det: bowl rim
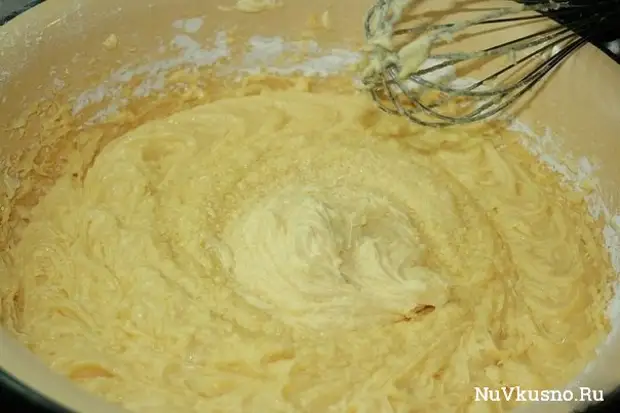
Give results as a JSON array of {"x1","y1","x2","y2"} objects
[{"x1": 0, "y1": 1, "x2": 619, "y2": 412}]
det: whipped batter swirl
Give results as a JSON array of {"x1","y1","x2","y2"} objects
[{"x1": 0, "y1": 91, "x2": 612, "y2": 413}]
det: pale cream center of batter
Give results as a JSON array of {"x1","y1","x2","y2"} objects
[{"x1": 224, "y1": 184, "x2": 448, "y2": 329}]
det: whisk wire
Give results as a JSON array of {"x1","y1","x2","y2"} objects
[
  {"x1": 392, "y1": 35, "x2": 586, "y2": 126},
  {"x1": 363, "y1": 0, "x2": 620, "y2": 126}
]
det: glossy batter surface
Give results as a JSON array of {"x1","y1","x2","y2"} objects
[{"x1": 1, "y1": 90, "x2": 612, "y2": 413}]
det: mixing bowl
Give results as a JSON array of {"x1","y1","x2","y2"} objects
[{"x1": 0, "y1": 0, "x2": 619, "y2": 412}]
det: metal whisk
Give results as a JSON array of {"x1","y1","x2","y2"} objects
[{"x1": 361, "y1": 0, "x2": 620, "y2": 127}]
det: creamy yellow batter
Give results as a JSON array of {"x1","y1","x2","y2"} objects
[
  {"x1": 222, "y1": 0, "x2": 283, "y2": 13},
  {"x1": 0, "y1": 88, "x2": 613, "y2": 413}
]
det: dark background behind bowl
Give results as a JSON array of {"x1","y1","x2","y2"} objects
[{"x1": 0, "y1": 0, "x2": 620, "y2": 412}]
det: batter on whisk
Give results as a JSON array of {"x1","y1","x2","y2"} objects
[{"x1": 361, "y1": 0, "x2": 620, "y2": 126}]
